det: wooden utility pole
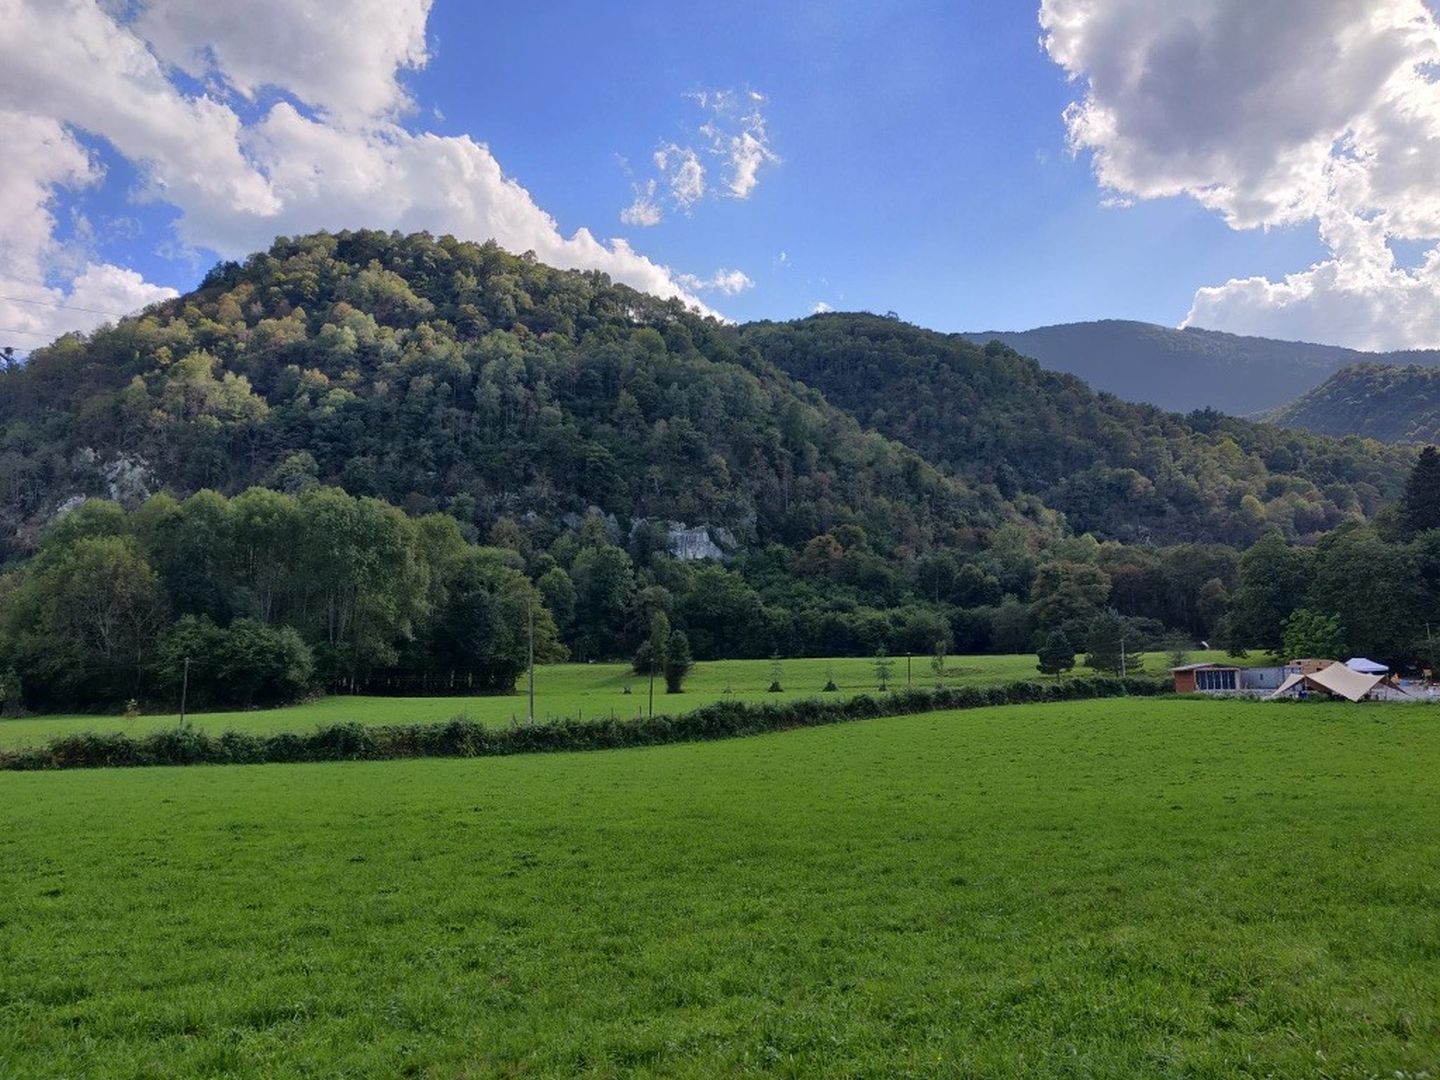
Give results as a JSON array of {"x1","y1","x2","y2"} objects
[
  {"x1": 180, "y1": 656, "x2": 191, "y2": 727},
  {"x1": 526, "y1": 597, "x2": 535, "y2": 725}
]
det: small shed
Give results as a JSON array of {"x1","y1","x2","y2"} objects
[{"x1": 1171, "y1": 662, "x2": 1240, "y2": 693}]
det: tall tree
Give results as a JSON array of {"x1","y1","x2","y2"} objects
[
  {"x1": 1402, "y1": 445, "x2": 1440, "y2": 536},
  {"x1": 1036, "y1": 630, "x2": 1075, "y2": 677},
  {"x1": 1227, "y1": 532, "x2": 1313, "y2": 654}
]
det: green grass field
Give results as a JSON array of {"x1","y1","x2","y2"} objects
[
  {"x1": 3, "y1": 696, "x2": 1438, "y2": 1077},
  {"x1": 0, "y1": 651, "x2": 1233, "y2": 749}
]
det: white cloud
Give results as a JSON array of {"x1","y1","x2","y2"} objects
[
  {"x1": 620, "y1": 179, "x2": 662, "y2": 226},
  {"x1": 812, "y1": 301, "x2": 833, "y2": 314},
  {"x1": 677, "y1": 268, "x2": 754, "y2": 296},
  {"x1": 1042, "y1": 0, "x2": 1440, "y2": 349},
  {"x1": 0, "y1": 0, "x2": 717, "y2": 348},
  {"x1": 623, "y1": 87, "x2": 778, "y2": 222},
  {"x1": 133, "y1": 0, "x2": 432, "y2": 124},
  {"x1": 0, "y1": 107, "x2": 177, "y2": 344},
  {"x1": 655, "y1": 144, "x2": 706, "y2": 210}
]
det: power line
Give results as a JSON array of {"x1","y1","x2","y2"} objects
[
  {"x1": 0, "y1": 293, "x2": 136, "y2": 318},
  {"x1": 0, "y1": 326, "x2": 58, "y2": 337}
]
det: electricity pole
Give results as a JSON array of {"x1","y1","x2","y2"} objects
[
  {"x1": 179, "y1": 656, "x2": 191, "y2": 727},
  {"x1": 526, "y1": 596, "x2": 535, "y2": 725}
]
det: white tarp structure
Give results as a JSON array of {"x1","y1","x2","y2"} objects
[
  {"x1": 1268, "y1": 662, "x2": 1384, "y2": 703},
  {"x1": 1345, "y1": 657, "x2": 1388, "y2": 674}
]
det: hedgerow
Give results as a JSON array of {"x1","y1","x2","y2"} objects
[{"x1": 0, "y1": 677, "x2": 1167, "y2": 771}]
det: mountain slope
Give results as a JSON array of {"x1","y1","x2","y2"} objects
[
  {"x1": 0, "y1": 231, "x2": 996, "y2": 562},
  {"x1": 1270, "y1": 363, "x2": 1440, "y2": 444},
  {"x1": 960, "y1": 319, "x2": 1440, "y2": 415},
  {"x1": 0, "y1": 232, "x2": 1414, "y2": 561},
  {"x1": 746, "y1": 314, "x2": 1409, "y2": 544}
]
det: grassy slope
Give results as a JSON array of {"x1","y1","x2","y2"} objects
[
  {"x1": 0, "y1": 651, "x2": 1230, "y2": 749},
  {"x1": 3, "y1": 697, "x2": 1438, "y2": 1077}
]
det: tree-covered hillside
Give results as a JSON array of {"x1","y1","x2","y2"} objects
[
  {"x1": 1270, "y1": 363, "x2": 1440, "y2": 444},
  {"x1": 0, "y1": 231, "x2": 996, "y2": 564},
  {"x1": 3, "y1": 230, "x2": 1407, "y2": 561},
  {"x1": 746, "y1": 314, "x2": 1410, "y2": 544},
  {"x1": 960, "y1": 319, "x2": 1440, "y2": 415},
  {"x1": 0, "y1": 231, "x2": 1433, "y2": 711}
]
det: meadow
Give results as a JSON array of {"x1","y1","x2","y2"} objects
[
  {"x1": 0, "y1": 650, "x2": 1235, "y2": 749},
  {"x1": 3, "y1": 695, "x2": 1438, "y2": 1077}
]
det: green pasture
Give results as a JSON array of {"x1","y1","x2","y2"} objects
[
  {"x1": 0, "y1": 650, "x2": 1233, "y2": 749},
  {"x1": 3, "y1": 696, "x2": 1438, "y2": 1077}
]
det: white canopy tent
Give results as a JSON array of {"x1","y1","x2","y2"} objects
[{"x1": 1344, "y1": 657, "x2": 1388, "y2": 674}]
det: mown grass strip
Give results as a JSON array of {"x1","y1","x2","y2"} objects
[{"x1": 0, "y1": 677, "x2": 1167, "y2": 770}]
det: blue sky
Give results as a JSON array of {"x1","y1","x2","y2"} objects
[
  {"x1": 3, "y1": 1, "x2": 1439, "y2": 349},
  {"x1": 415, "y1": 0, "x2": 1326, "y2": 331}
]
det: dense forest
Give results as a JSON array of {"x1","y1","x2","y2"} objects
[
  {"x1": 747, "y1": 315, "x2": 1410, "y2": 543},
  {"x1": 1270, "y1": 363, "x2": 1440, "y2": 444},
  {"x1": 0, "y1": 230, "x2": 1432, "y2": 712}
]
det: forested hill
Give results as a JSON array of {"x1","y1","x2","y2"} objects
[
  {"x1": 0, "y1": 231, "x2": 1412, "y2": 563},
  {"x1": 746, "y1": 314, "x2": 1410, "y2": 544},
  {"x1": 960, "y1": 319, "x2": 1440, "y2": 416},
  {"x1": 0, "y1": 231, "x2": 998, "y2": 563},
  {"x1": 1270, "y1": 363, "x2": 1440, "y2": 444}
]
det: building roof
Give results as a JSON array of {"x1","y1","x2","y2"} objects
[
  {"x1": 1268, "y1": 662, "x2": 1383, "y2": 703},
  {"x1": 1170, "y1": 662, "x2": 1238, "y2": 672}
]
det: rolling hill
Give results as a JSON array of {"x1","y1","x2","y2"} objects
[
  {"x1": 960, "y1": 319, "x2": 1440, "y2": 416},
  {"x1": 1269, "y1": 363, "x2": 1440, "y2": 444},
  {"x1": 0, "y1": 231, "x2": 1413, "y2": 561}
]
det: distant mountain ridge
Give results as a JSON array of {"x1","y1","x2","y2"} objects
[
  {"x1": 1269, "y1": 363, "x2": 1440, "y2": 444},
  {"x1": 959, "y1": 319, "x2": 1440, "y2": 416}
]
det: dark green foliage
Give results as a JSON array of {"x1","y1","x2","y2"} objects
[
  {"x1": 1036, "y1": 630, "x2": 1076, "y2": 676},
  {"x1": 745, "y1": 314, "x2": 1409, "y2": 544},
  {"x1": 1402, "y1": 445, "x2": 1440, "y2": 536},
  {"x1": 1281, "y1": 610, "x2": 1343, "y2": 663},
  {"x1": 663, "y1": 630, "x2": 693, "y2": 693},
  {"x1": 149, "y1": 616, "x2": 314, "y2": 709},
  {"x1": 0, "y1": 675, "x2": 1165, "y2": 770},
  {"x1": 1083, "y1": 609, "x2": 1147, "y2": 676},
  {"x1": 0, "y1": 486, "x2": 563, "y2": 710},
  {"x1": 1271, "y1": 364, "x2": 1440, "y2": 444},
  {"x1": 1226, "y1": 532, "x2": 1314, "y2": 654}
]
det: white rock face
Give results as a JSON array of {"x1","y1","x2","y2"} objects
[{"x1": 666, "y1": 523, "x2": 734, "y2": 561}]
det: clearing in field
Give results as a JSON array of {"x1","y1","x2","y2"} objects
[{"x1": 2, "y1": 696, "x2": 1438, "y2": 1078}]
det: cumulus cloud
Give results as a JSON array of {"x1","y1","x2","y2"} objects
[
  {"x1": 621, "y1": 87, "x2": 778, "y2": 224},
  {"x1": 0, "y1": 0, "x2": 715, "y2": 349},
  {"x1": 133, "y1": 0, "x2": 432, "y2": 123},
  {"x1": 677, "y1": 268, "x2": 754, "y2": 296},
  {"x1": 1041, "y1": 0, "x2": 1440, "y2": 349},
  {"x1": 812, "y1": 301, "x2": 833, "y2": 314},
  {"x1": 0, "y1": 107, "x2": 177, "y2": 344}
]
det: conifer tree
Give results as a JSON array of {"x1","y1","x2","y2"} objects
[
  {"x1": 1036, "y1": 630, "x2": 1075, "y2": 676},
  {"x1": 1402, "y1": 445, "x2": 1440, "y2": 536}
]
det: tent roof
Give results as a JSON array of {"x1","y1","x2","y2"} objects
[
  {"x1": 1268, "y1": 662, "x2": 1382, "y2": 703},
  {"x1": 1345, "y1": 657, "x2": 1388, "y2": 674}
]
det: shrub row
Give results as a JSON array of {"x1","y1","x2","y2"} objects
[{"x1": 0, "y1": 677, "x2": 1168, "y2": 771}]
